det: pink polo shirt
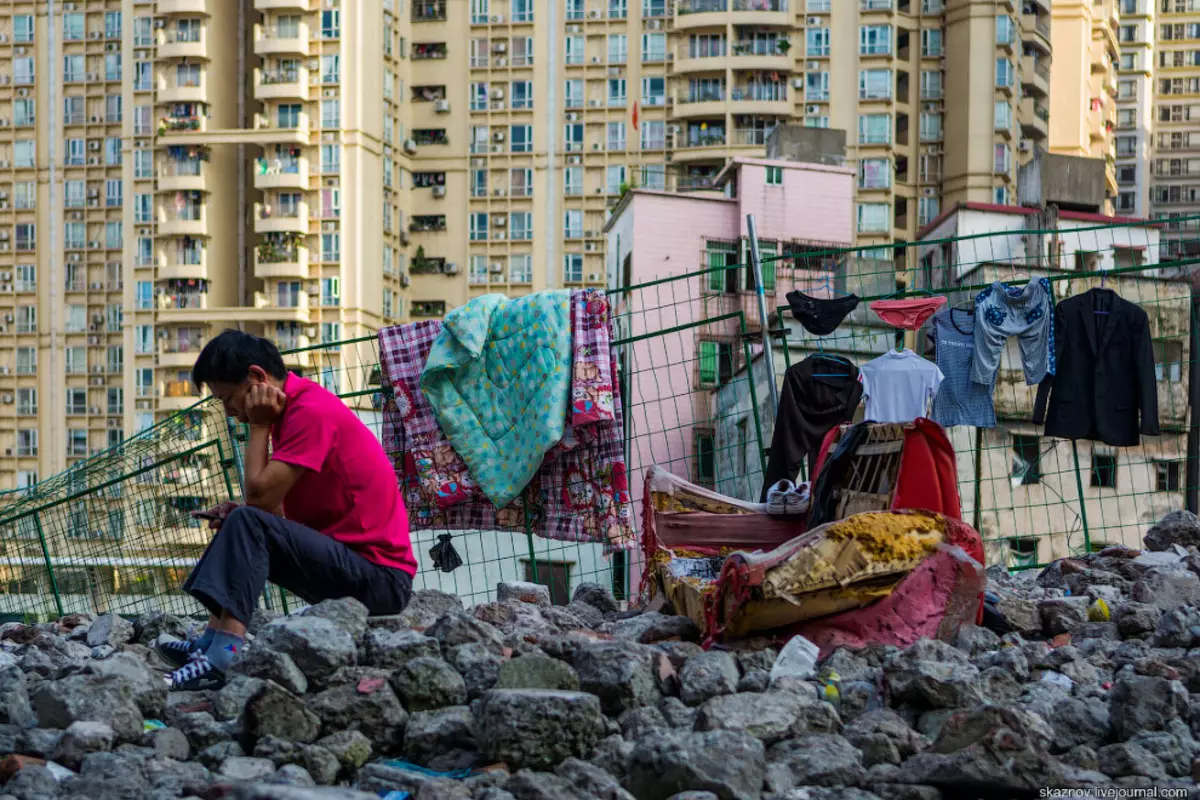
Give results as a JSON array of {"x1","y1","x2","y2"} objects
[{"x1": 270, "y1": 372, "x2": 417, "y2": 576}]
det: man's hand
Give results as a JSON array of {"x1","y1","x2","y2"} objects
[
  {"x1": 244, "y1": 384, "x2": 286, "y2": 427},
  {"x1": 195, "y1": 500, "x2": 240, "y2": 531}
]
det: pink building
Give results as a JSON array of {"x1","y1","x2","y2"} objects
[{"x1": 604, "y1": 157, "x2": 854, "y2": 502}]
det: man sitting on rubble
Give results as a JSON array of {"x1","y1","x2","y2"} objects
[{"x1": 160, "y1": 329, "x2": 417, "y2": 690}]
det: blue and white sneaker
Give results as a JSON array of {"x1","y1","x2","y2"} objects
[
  {"x1": 167, "y1": 653, "x2": 226, "y2": 691},
  {"x1": 155, "y1": 638, "x2": 198, "y2": 669}
]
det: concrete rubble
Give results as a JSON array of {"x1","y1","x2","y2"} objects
[{"x1": 3, "y1": 517, "x2": 1200, "y2": 799}]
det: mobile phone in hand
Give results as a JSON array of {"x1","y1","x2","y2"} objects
[{"x1": 191, "y1": 510, "x2": 222, "y2": 522}]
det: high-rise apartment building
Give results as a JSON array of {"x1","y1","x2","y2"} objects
[
  {"x1": 1048, "y1": 0, "x2": 1121, "y2": 209},
  {"x1": 1114, "y1": 0, "x2": 1153, "y2": 217},
  {"x1": 1149, "y1": 0, "x2": 1200, "y2": 257},
  {"x1": 0, "y1": 0, "x2": 1057, "y2": 491}
]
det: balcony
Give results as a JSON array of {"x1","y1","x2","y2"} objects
[
  {"x1": 254, "y1": 155, "x2": 308, "y2": 190},
  {"x1": 255, "y1": 243, "x2": 310, "y2": 279},
  {"x1": 158, "y1": 0, "x2": 209, "y2": 13},
  {"x1": 413, "y1": 0, "x2": 448, "y2": 21},
  {"x1": 731, "y1": 0, "x2": 790, "y2": 27},
  {"x1": 730, "y1": 85, "x2": 789, "y2": 116},
  {"x1": 155, "y1": 111, "x2": 309, "y2": 147},
  {"x1": 255, "y1": 0, "x2": 310, "y2": 9},
  {"x1": 158, "y1": 114, "x2": 206, "y2": 137},
  {"x1": 160, "y1": 380, "x2": 203, "y2": 411},
  {"x1": 728, "y1": 40, "x2": 793, "y2": 72},
  {"x1": 158, "y1": 340, "x2": 206, "y2": 369},
  {"x1": 254, "y1": 23, "x2": 311, "y2": 57},
  {"x1": 157, "y1": 159, "x2": 208, "y2": 192},
  {"x1": 1021, "y1": 55, "x2": 1050, "y2": 97},
  {"x1": 673, "y1": 131, "x2": 729, "y2": 162},
  {"x1": 255, "y1": 67, "x2": 309, "y2": 101},
  {"x1": 158, "y1": 28, "x2": 207, "y2": 60},
  {"x1": 1019, "y1": 96, "x2": 1049, "y2": 140},
  {"x1": 155, "y1": 291, "x2": 209, "y2": 322},
  {"x1": 674, "y1": 89, "x2": 727, "y2": 118},
  {"x1": 157, "y1": 251, "x2": 208, "y2": 280},
  {"x1": 252, "y1": 290, "x2": 311, "y2": 323},
  {"x1": 157, "y1": 77, "x2": 207, "y2": 105},
  {"x1": 1020, "y1": 12, "x2": 1051, "y2": 52},
  {"x1": 413, "y1": 42, "x2": 448, "y2": 60},
  {"x1": 675, "y1": 0, "x2": 728, "y2": 30},
  {"x1": 157, "y1": 208, "x2": 207, "y2": 237},
  {"x1": 674, "y1": 52, "x2": 729, "y2": 74},
  {"x1": 255, "y1": 201, "x2": 309, "y2": 234}
]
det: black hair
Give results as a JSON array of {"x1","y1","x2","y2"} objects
[{"x1": 191, "y1": 329, "x2": 287, "y2": 388}]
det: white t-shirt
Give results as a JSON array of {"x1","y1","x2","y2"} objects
[{"x1": 859, "y1": 349, "x2": 945, "y2": 424}]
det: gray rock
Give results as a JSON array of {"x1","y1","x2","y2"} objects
[
  {"x1": 844, "y1": 709, "x2": 928, "y2": 762},
  {"x1": 228, "y1": 784, "x2": 379, "y2": 800},
  {"x1": 659, "y1": 697, "x2": 697, "y2": 730},
  {"x1": 220, "y1": 756, "x2": 278, "y2": 781},
  {"x1": 428, "y1": 612, "x2": 506, "y2": 655},
  {"x1": 573, "y1": 582, "x2": 620, "y2": 614},
  {"x1": 390, "y1": 656, "x2": 468, "y2": 712},
  {"x1": 248, "y1": 608, "x2": 284, "y2": 636},
  {"x1": 564, "y1": 601, "x2": 605, "y2": 630},
  {"x1": 694, "y1": 690, "x2": 841, "y2": 744},
  {"x1": 177, "y1": 711, "x2": 233, "y2": 752},
  {"x1": 994, "y1": 596, "x2": 1040, "y2": 635},
  {"x1": 64, "y1": 750, "x2": 152, "y2": 800},
  {"x1": 1039, "y1": 597, "x2": 1090, "y2": 636},
  {"x1": 574, "y1": 641, "x2": 663, "y2": 716},
  {"x1": 4, "y1": 764, "x2": 61, "y2": 800},
  {"x1": 1019, "y1": 686, "x2": 1111, "y2": 753},
  {"x1": 1096, "y1": 742, "x2": 1167, "y2": 778},
  {"x1": 883, "y1": 639, "x2": 981, "y2": 709},
  {"x1": 32, "y1": 673, "x2": 143, "y2": 743},
  {"x1": 1115, "y1": 602, "x2": 1163, "y2": 639},
  {"x1": 619, "y1": 706, "x2": 669, "y2": 740},
  {"x1": 1133, "y1": 568, "x2": 1200, "y2": 612},
  {"x1": 654, "y1": 641, "x2": 705, "y2": 674},
  {"x1": 214, "y1": 675, "x2": 268, "y2": 722},
  {"x1": 254, "y1": 617, "x2": 357, "y2": 686},
  {"x1": 316, "y1": 729, "x2": 372, "y2": 770},
  {"x1": 228, "y1": 648, "x2": 309, "y2": 695},
  {"x1": 363, "y1": 627, "x2": 442, "y2": 670},
  {"x1": 590, "y1": 733, "x2": 633, "y2": 779},
  {"x1": 304, "y1": 679, "x2": 408, "y2": 743},
  {"x1": 85, "y1": 614, "x2": 134, "y2": 648},
  {"x1": 0, "y1": 654, "x2": 34, "y2": 728},
  {"x1": 679, "y1": 652, "x2": 739, "y2": 707},
  {"x1": 624, "y1": 730, "x2": 766, "y2": 800},
  {"x1": 1109, "y1": 675, "x2": 1191, "y2": 740},
  {"x1": 977, "y1": 667, "x2": 1023, "y2": 704},
  {"x1": 300, "y1": 744, "x2": 340, "y2": 785},
  {"x1": 1145, "y1": 509, "x2": 1200, "y2": 551},
  {"x1": 16, "y1": 729, "x2": 62, "y2": 761},
  {"x1": 1127, "y1": 730, "x2": 1194, "y2": 778},
  {"x1": 737, "y1": 669, "x2": 770, "y2": 694},
  {"x1": 446, "y1": 643, "x2": 502, "y2": 700},
  {"x1": 476, "y1": 689, "x2": 606, "y2": 770},
  {"x1": 503, "y1": 770, "x2": 580, "y2": 800},
  {"x1": 664, "y1": 794, "x2": 719, "y2": 800},
  {"x1": 498, "y1": 581, "x2": 552, "y2": 607},
  {"x1": 1152, "y1": 605, "x2": 1200, "y2": 648},
  {"x1": 50, "y1": 720, "x2": 114, "y2": 770},
  {"x1": 300, "y1": 597, "x2": 369, "y2": 644},
  {"x1": 142, "y1": 725, "x2": 190, "y2": 761},
  {"x1": 132, "y1": 611, "x2": 190, "y2": 646},
  {"x1": 266, "y1": 763, "x2": 318, "y2": 787},
  {"x1": 387, "y1": 589, "x2": 465, "y2": 630},
  {"x1": 82, "y1": 649, "x2": 167, "y2": 720},
  {"x1": 254, "y1": 734, "x2": 301, "y2": 766},
  {"x1": 497, "y1": 653, "x2": 580, "y2": 691},
  {"x1": 246, "y1": 681, "x2": 322, "y2": 743},
  {"x1": 607, "y1": 612, "x2": 700, "y2": 644},
  {"x1": 198, "y1": 739, "x2": 246, "y2": 768},
  {"x1": 765, "y1": 733, "x2": 865, "y2": 791},
  {"x1": 953, "y1": 625, "x2": 1000, "y2": 656},
  {"x1": 404, "y1": 706, "x2": 477, "y2": 766}
]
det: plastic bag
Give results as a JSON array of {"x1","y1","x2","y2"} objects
[
  {"x1": 769, "y1": 634, "x2": 819, "y2": 685},
  {"x1": 429, "y1": 534, "x2": 463, "y2": 573}
]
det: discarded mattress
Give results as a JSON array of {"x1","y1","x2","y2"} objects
[{"x1": 641, "y1": 464, "x2": 985, "y2": 653}]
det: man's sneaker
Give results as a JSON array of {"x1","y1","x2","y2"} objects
[
  {"x1": 155, "y1": 638, "x2": 196, "y2": 669},
  {"x1": 167, "y1": 654, "x2": 225, "y2": 691},
  {"x1": 765, "y1": 480, "x2": 795, "y2": 515}
]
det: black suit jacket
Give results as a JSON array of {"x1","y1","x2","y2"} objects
[{"x1": 1033, "y1": 288, "x2": 1159, "y2": 446}]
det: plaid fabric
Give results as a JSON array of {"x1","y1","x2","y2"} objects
[
  {"x1": 378, "y1": 294, "x2": 633, "y2": 549},
  {"x1": 570, "y1": 290, "x2": 616, "y2": 426}
]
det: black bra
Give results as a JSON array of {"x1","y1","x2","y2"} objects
[{"x1": 786, "y1": 290, "x2": 860, "y2": 336}]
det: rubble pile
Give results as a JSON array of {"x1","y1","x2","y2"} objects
[{"x1": 3, "y1": 514, "x2": 1200, "y2": 799}]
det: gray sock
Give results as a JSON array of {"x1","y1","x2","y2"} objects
[
  {"x1": 203, "y1": 631, "x2": 245, "y2": 672},
  {"x1": 191, "y1": 626, "x2": 216, "y2": 653}
]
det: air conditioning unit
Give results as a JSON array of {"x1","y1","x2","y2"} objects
[
  {"x1": 403, "y1": 139, "x2": 417, "y2": 154},
  {"x1": 0, "y1": 367, "x2": 8, "y2": 375},
  {"x1": 88, "y1": 406, "x2": 100, "y2": 415},
  {"x1": 922, "y1": 187, "x2": 937, "y2": 197},
  {"x1": 15, "y1": 47, "x2": 25, "y2": 56},
  {"x1": 591, "y1": 56, "x2": 600, "y2": 64},
  {"x1": 86, "y1": 73, "x2": 98, "y2": 82},
  {"x1": 492, "y1": 144, "x2": 504, "y2": 153},
  {"x1": 399, "y1": 274, "x2": 411, "y2": 287},
  {"x1": 443, "y1": 262, "x2": 459, "y2": 275},
  {"x1": 493, "y1": 130, "x2": 506, "y2": 141},
  {"x1": 0, "y1": 272, "x2": 9, "y2": 281},
  {"x1": 588, "y1": 99, "x2": 600, "y2": 107},
  {"x1": 494, "y1": 187, "x2": 507, "y2": 196},
  {"x1": 0, "y1": 119, "x2": 8, "y2": 128},
  {"x1": 432, "y1": 185, "x2": 446, "y2": 197},
  {"x1": 90, "y1": 31, "x2": 102, "y2": 39},
  {"x1": 88, "y1": 141, "x2": 101, "y2": 151},
  {"x1": 106, "y1": 42, "x2": 117, "y2": 51},
  {"x1": 806, "y1": 104, "x2": 820, "y2": 114},
  {"x1": 88, "y1": 199, "x2": 99, "y2": 208},
  {"x1": 585, "y1": 242, "x2": 597, "y2": 252},
  {"x1": 88, "y1": 241, "x2": 100, "y2": 249},
  {"x1": 89, "y1": 282, "x2": 103, "y2": 290},
  {"x1": 568, "y1": 24, "x2": 581, "y2": 33},
  {"x1": 1, "y1": 395, "x2": 10, "y2": 405},
  {"x1": 647, "y1": 20, "x2": 661, "y2": 30},
  {"x1": 793, "y1": 78, "x2": 806, "y2": 90},
  {"x1": 492, "y1": 101, "x2": 506, "y2": 110},
  {"x1": 89, "y1": 338, "x2": 101, "y2": 347},
  {"x1": 923, "y1": 103, "x2": 939, "y2": 112},
  {"x1": 107, "y1": 418, "x2": 120, "y2": 427},
  {"x1": 490, "y1": 262, "x2": 504, "y2": 273},
  {"x1": 592, "y1": 142, "x2": 602, "y2": 150},
  {"x1": 495, "y1": 57, "x2": 507, "y2": 67},
  {"x1": 16, "y1": 88, "x2": 27, "y2": 97},
  {"x1": 493, "y1": 42, "x2": 507, "y2": 53},
  {"x1": 587, "y1": 273, "x2": 601, "y2": 282},
  {"x1": 434, "y1": 99, "x2": 450, "y2": 113},
  {"x1": 88, "y1": 157, "x2": 100, "y2": 165},
  {"x1": 493, "y1": 215, "x2": 507, "y2": 226},
  {"x1": 70, "y1": 253, "x2": 80, "y2": 262},
  {"x1": 566, "y1": 112, "x2": 578, "y2": 122},
  {"x1": 569, "y1": 155, "x2": 582, "y2": 164},
  {"x1": 491, "y1": 88, "x2": 505, "y2": 100},
  {"x1": 492, "y1": 231, "x2": 506, "y2": 240},
  {"x1": 323, "y1": 88, "x2": 336, "y2": 98},
  {"x1": 1018, "y1": 140, "x2": 1033, "y2": 152},
  {"x1": 491, "y1": 13, "x2": 504, "y2": 22},
  {"x1": 590, "y1": 9, "x2": 603, "y2": 18}
]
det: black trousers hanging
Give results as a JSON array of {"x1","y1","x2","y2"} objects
[{"x1": 183, "y1": 505, "x2": 413, "y2": 624}]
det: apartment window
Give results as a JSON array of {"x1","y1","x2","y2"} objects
[
  {"x1": 1156, "y1": 461, "x2": 1182, "y2": 492},
  {"x1": 105, "y1": 138, "x2": 121, "y2": 166},
  {"x1": 64, "y1": 180, "x2": 85, "y2": 209},
  {"x1": 321, "y1": 188, "x2": 341, "y2": 219},
  {"x1": 508, "y1": 167, "x2": 531, "y2": 198},
  {"x1": 13, "y1": 15, "x2": 33, "y2": 43},
  {"x1": 321, "y1": 100, "x2": 340, "y2": 128},
  {"x1": 698, "y1": 341, "x2": 733, "y2": 388},
  {"x1": 133, "y1": 325, "x2": 153, "y2": 355},
  {"x1": 606, "y1": 165, "x2": 626, "y2": 194},
  {"x1": 512, "y1": 81, "x2": 533, "y2": 110},
  {"x1": 14, "y1": 99, "x2": 34, "y2": 128},
  {"x1": 105, "y1": 222, "x2": 122, "y2": 249},
  {"x1": 1120, "y1": 53, "x2": 1137, "y2": 70},
  {"x1": 921, "y1": 112, "x2": 943, "y2": 141},
  {"x1": 471, "y1": 169, "x2": 487, "y2": 197},
  {"x1": 996, "y1": 15, "x2": 1015, "y2": 45},
  {"x1": 608, "y1": 0, "x2": 626, "y2": 19},
  {"x1": 859, "y1": 158, "x2": 890, "y2": 189},
  {"x1": 918, "y1": 196, "x2": 940, "y2": 227},
  {"x1": 564, "y1": 253, "x2": 584, "y2": 283},
  {"x1": 641, "y1": 77, "x2": 665, "y2": 105},
  {"x1": 14, "y1": 58, "x2": 34, "y2": 86},
  {"x1": 565, "y1": 0, "x2": 583, "y2": 20},
  {"x1": 63, "y1": 96, "x2": 84, "y2": 126},
  {"x1": 510, "y1": 254, "x2": 533, "y2": 283},
  {"x1": 996, "y1": 58, "x2": 1014, "y2": 88},
  {"x1": 63, "y1": 13, "x2": 84, "y2": 41},
  {"x1": 763, "y1": 166, "x2": 783, "y2": 186},
  {"x1": 136, "y1": 237, "x2": 153, "y2": 266},
  {"x1": 808, "y1": 0, "x2": 832, "y2": 8},
  {"x1": 321, "y1": 9, "x2": 340, "y2": 38},
  {"x1": 107, "y1": 388, "x2": 123, "y2": 415},
  {"x1": 320, "y1": 277, "x2": 340, "y2": 306},
  {"x1": 643, "y1": 0, "x2": 667, "y2": 15},
  {"x1": 1116, "y1": 136, "x2": 1136, "y2": 156},
  {"x1": 1117, "y1": 191, "x2": 1136, "y2": 212},
  {"x1": 513, "y1": 0, "x2": 534, "y2": 21},
  {"x1": 16, "y1": 389, "x2": 36, "y2": 417},
  {"x1": 105, "y1": 11, "x2": 122, "y2": 39},
  {"x1": 609, "y1": 34, "x2": 628, "y2": 63},
  {"x1": 321, "y1": 144, "x2": 341, "y2": 174},
  {"x1": 564, "y1": 209, "x2": 584, "y2": 238},
  {"x1": 321, "y1": 323, "x2": 342, "y2": 344},
  {"x1": 858, "y1": 114, "x2": 891, "y2": 144},
  {"x1": 1155, "y1": 341, "x2": 1184, "y2": 382},
  {"x1": 64, "y1": 222, "x2": 85, "y2": 251},
  {"x1": 565, "y1": 35, "x2": 584, "y2": 66},
  {"x1": 14, "y1": 141, "x2": 35, "y2": 169},
  {"x1": 511, "y1": 125, "x2": 532, "y2": 153},
  {"x1": 920, "y1": 28, "x2": 944, "y2": 57},
  {"x1": 15, "y1": 264, "x2": 34, "y2": 292},
  {"x1": 607, "y1": 122, "x2": 627, "y2": 151},
  {"x1": 321, "y1": 232, "x2": 341, "y2": 262},
  {"x1": 105, "y1": 54, "x2": 122, "y2": 82},
  {"x1": 512, "y1": 36, "x2": 534, "y2": 66},
  {"x1": 641, "y1": 120, "x2": 665, "y2": 149},
  {"x1": 805, "y1": 116, "x2": 830, "y2": 128},
  {"x1": 136, "y1": 368, "x2": 154, "y2": 398},
  {"x1": 1119, "y1": 24, "x2": 1137, "y2": 43},
  {"x1": 608, "y1": 79, "x2": 627, "y2": 107},
  {"x1": 106, "y1": 347, "x2": 122, "y2": 374},
  {"x1": 135, "y1": 281, "x2": 153, "y2": 310},
  {"x1": 16, "y1": 430, "x2": 37, "y2": 458},
  {"x1": 860, "y1": 25, "x2": 892, "y2": 56},
  {"x1": 1012, "y1": 434, "x2": 1041, "y2": 485},
  {"x1": 15, "y1": 224, "x2": 35, "y2": 251},
  {"x1": 1118, "y1": 81, "x2": 1136, "y2": 100},
  {"x1": 806, "y1": 72, "x2": 830, "y2": 101},
  {"x1": 511, "y1": 212, "x2": 532, "y2": 240},
  {"x1": 994, "y1": 143, "x2": 1011, "y2": 173},
  {"x1": 642, "y1": 33, "x2": 666, "y2": 62},
  {"x1": 921, "y1": 71, "x2": 943, "y2": 99},
  {"x1": 105, "y1": 304, "x2": 122, "y2": 333},
  {"x1": 807, "y1": 28, "x2": 830, "y2": 57},
  {"x1": 133, "y1": 105, "x2": 152, "y2": 136},
  {"x1": 469, "y1": 256, "x2": 488, "y2": 285},
  {"x1": 859, "y1": 70, "x2": 892, "y2": 100},
  {"x1": 1117, "y1": 109, "x2": 1137, "y2": 129},
  {"x1": 66, "y1": 348, "x2": 88, "y2": 376},
  {"x1": 857, "y1": 203, "x2": 890, "y2": 233},
  {"x1": 16, "y1": 347, "x2": 36, "y2": 374},
  {"x1": 564, "y1": 166, "x2": 583, "y2": 195},
  {"x1": 105, "y1": 179, "x2": 123, "y2": 208},
  {"x1": 994, "y1": 101, "x2": 1012, "y2": 131},
  {"x1": 470, "y1": 212, "x2": 488, "y2": 241},
  {"x1": 1089, "y1": 452, "x2": 1118, "y2": 488}
]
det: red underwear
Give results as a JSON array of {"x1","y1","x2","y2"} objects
[{"x1": 869, "y1": 296, "x2": 947, "y2": 331}]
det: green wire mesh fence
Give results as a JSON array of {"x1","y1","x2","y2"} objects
[{"x1": 0, "y1": 216, "x2": 1196, "y2": 620}]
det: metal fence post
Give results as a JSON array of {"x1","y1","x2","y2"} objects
[
  {"x1": 32, "y1": 512, "x2": 64, "y2": 619},
  {"x1": 746, "y1": 215, "x2": 779, "y2": 416},
  {"x1": 1070, "y1": 440, "x2": 1092, "y2": 555}
]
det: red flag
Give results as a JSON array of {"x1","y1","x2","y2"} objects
[{"x1": 632, "y1": 101, "x2": 639, "y2": 132}]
